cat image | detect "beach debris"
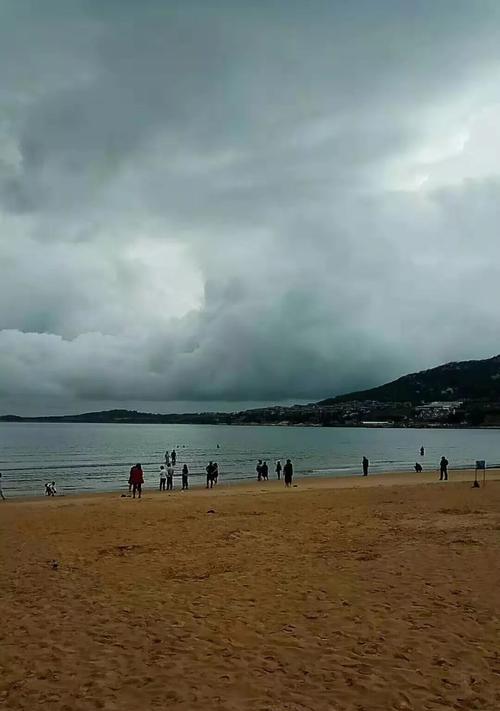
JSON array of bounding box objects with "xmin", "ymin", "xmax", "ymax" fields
[
  {"xmin": 51, "ymin": 560, "xmax": 59, "ymax": 570},
  {"xmin": 207, "ymin": 509, "xmax": 216, "ymax": 514}
]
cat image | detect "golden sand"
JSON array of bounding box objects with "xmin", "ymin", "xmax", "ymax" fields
[{"xmin": 1, "ymin": 470, "xmax": 500, "ymax": 710}]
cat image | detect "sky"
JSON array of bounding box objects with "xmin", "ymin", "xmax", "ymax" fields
[{"xmin": 2, "ymin": 1, "xmax": 500, "ymax": 415}]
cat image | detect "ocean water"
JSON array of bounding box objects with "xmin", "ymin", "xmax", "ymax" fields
[{"xmin": 0, "ymin": 422, "xmax": 499, "ymax": 497}]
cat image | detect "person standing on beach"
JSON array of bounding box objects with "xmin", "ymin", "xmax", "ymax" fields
[
  {"xmin": 206, "ymin": 461, "xmax": 214, "ymax": 488},
  {"xmin": 171, "ymin": 449, "xmax": 177, "ymax": 466},
  {"xmin": 212, "ymin": 462, "xmax": 219, "ymax": 485},
  {"xmin": 182, "ymin": 464, "xmax": 189, "ymax": 490},
  {"xmin": 0, "ymin": 473, "xmax": 5, "ymax": 501},
  {"xmin": 256, "ymin": 460, "xmax": 263, "ymax": 481},
  {"xmin": 165, "ymin": 450, "xmax": 170, "ymax": 465},
  {"xmin": 261, "ymin": 461, "xmax": 269, "ymax": 481},
  {"xmin": 275, "ymin": 460, "xmax": 282, "ymax": 479},
  {"xmin": 439, "ymin": 456, "xmax": 449, "ymax": 481},
  {"xmin": 159, "ymin": 465, "xmax": 167, "ymax": 491},
  {"xmin": 129, "ymin": 464, "xmax": 144, "ymax": 499},
  {"xmin": 362, "ymin": 456, "xmax": 369, "ymax": 476},
  {"xmin": 166, "ymin": 463, "xmax": 174, "ymax": 491},
  {"xmin": 283, "ymin": 459, "xmax": 293, "ymax": 487}
]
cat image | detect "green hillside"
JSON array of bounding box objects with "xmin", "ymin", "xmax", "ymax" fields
[{"xmin": 319, "ymin": 354, "xmax": 500, "ymax": 405}]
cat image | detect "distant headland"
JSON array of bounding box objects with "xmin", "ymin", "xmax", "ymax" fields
[{"xmin": 3, "ymin": 354, "xmax": 500, "ymax": 428}]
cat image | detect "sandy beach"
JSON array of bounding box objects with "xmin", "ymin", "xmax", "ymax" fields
[{"xmin": 1, "ymin": 470, "xmax": 500, "ymax": 710}]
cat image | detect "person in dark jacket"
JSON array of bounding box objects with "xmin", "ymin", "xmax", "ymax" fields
[
  {"xmin": 439, "ymin": 456, "xmax": 449, "ymax": 481},
  {"xmin": 283, "ymin": 459, "xmax": 293, "ymax": 487},
  {"xmin": 261, "ymin": 461, "xmax": 269, "ymax": 481},
  {"xmin": 206, "ymin": 461, "xmax": 214, "ymax": 489},
  {"xmin": 182, "ymin": 464, "xmax": 189, "ymax": 490},
  {"xmin": 255, "ymin": 459, "xmax": 262, "ymax": 481},
  {"xmin": 362, "ymin": 456, "xmax": 369, "ymax": 476},
  {"xmin": 256, "ymin": 460, "xmax": 263, "ymax": 481},
  {"xmin": 275, "ymin": 460, "xmax": 282, "ymax": 479}
]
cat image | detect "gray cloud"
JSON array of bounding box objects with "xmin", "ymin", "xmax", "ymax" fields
[{"xmin": 2, "ymin": 1, "xmax": 500, "ymax": 414}]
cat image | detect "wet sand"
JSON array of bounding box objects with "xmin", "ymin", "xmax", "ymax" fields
[{"xmin": 1, "ymin": 470, "xmax": 500, "ymax": 710}]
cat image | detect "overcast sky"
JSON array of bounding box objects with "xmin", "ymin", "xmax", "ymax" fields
[{"xmin": 2, "ymin": 1, "xmax": 500, "ymax": 415}]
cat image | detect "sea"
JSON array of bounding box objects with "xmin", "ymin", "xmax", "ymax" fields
[{"xmin": 0, "ymin": 422, "xmax": 499, "ymax": 497}]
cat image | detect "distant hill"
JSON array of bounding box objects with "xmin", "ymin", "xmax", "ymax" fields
[
  {"xmin": 318, "ymin": 354, "xmax": 500, "ymax": 406},
  {"xmin": 4, "ymin": 354, "xmax": 500, "ymax": 426},
  {"xmin": 0, "ymin": 409, "xmax": 232, "ymax": 425}
]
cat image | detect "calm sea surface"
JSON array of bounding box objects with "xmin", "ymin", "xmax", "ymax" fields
[{"xmin": 1, "ymin": 422, "xmax": 499, "ymax": 497}]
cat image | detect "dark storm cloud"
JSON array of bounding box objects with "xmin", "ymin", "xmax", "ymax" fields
[{"xmin": 2, "ymin": 1, "xmax": 500, "ymax": 414}]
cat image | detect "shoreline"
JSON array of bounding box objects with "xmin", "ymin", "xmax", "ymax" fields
[
  {"xmin": 3, "ymin": 419, "xmax": 500, "ymax": 429},
  {"xmin": 4, "ymin": 467, "xmax": 499, "ymax": 505}
]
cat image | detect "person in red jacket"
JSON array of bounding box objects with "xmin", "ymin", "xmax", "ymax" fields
[{"xmin": 129, "ymin": 463, "xmax": 144, "ymax": 499}]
